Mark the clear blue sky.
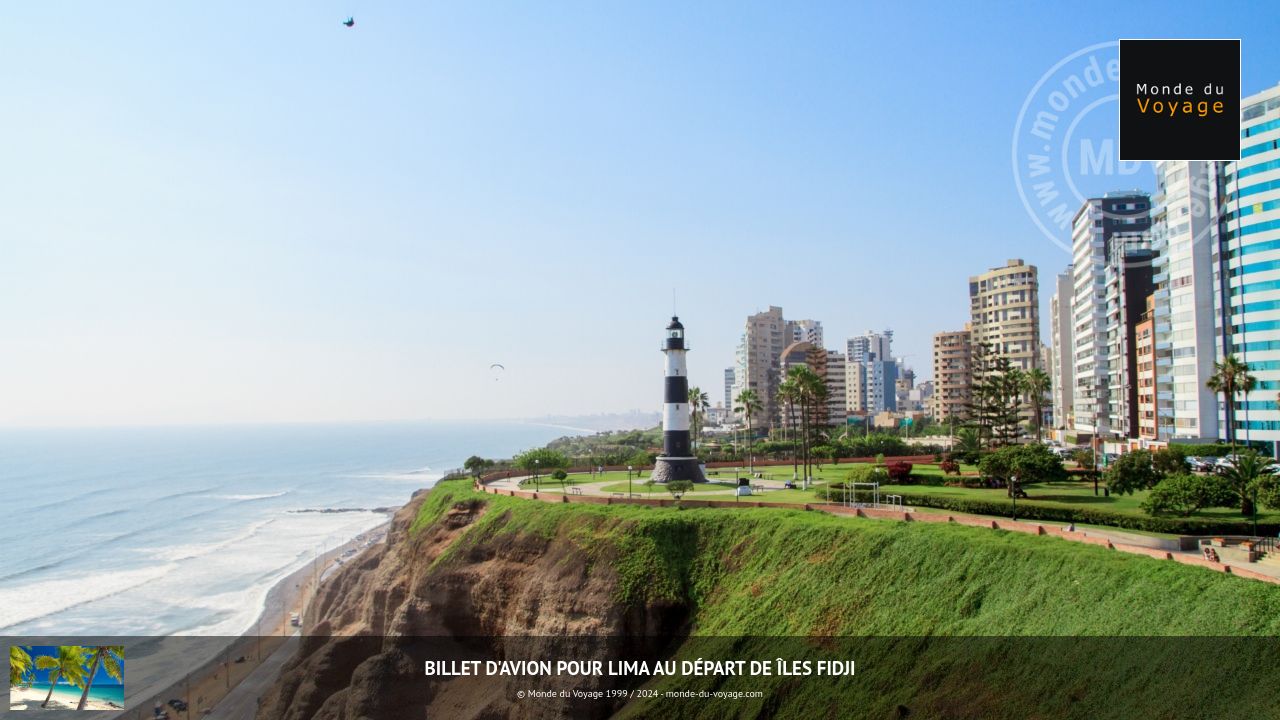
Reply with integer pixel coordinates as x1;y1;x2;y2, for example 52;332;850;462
3;2;1279;426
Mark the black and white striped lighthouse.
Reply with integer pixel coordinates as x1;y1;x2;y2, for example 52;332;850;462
651;316;705;484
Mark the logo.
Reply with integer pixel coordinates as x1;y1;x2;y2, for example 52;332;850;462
1119;39;1240;161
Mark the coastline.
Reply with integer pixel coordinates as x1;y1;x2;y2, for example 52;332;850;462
125;514;395;719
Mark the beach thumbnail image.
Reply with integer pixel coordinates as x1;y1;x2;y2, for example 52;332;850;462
8;645;124;711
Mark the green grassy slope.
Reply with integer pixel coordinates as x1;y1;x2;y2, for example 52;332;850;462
415;479;1280;718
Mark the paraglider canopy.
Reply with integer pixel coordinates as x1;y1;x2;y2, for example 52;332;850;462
489;363;505;381
342;17;355;27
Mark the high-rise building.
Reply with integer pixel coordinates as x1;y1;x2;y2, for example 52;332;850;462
1102;234;1154;439
825;351;849;425
932;328;972;422
969;259;1041;372
788;319;824;347
732;306;814;429
1049;270;1075;432
723;368;735;410
1070;192;1152;439
1220;84;1280;448
895;367;916;413
1148;160;1224;443
846;330;896;414
1136;295;1158;441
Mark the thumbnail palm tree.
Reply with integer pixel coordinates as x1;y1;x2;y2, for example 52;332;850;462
1206;354;1257;449
1217;449;1269;517
1021;368;1051;442
687;386;710;451
9;646;33;686
36;645;88;708
76;646;124;711
734;389;762;472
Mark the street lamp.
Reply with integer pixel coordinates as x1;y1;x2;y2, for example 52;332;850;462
534;459;540;491
1010;474;1018;522
627;465;634;497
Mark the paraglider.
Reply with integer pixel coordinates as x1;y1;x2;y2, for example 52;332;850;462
342;17;355;28
489;363;505;381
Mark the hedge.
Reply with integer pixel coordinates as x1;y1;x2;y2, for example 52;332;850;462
819;486;1278;535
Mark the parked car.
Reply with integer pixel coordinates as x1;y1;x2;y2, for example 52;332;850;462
290;612;301;627
167;699;188;712
1186;456;1214;472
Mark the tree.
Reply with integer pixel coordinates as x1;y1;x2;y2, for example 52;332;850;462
36;645;88;708
550;469;568;484
1104;450;1161;496
979;444;1067;496
1151;446;1188;477
785;364;826;487
1020;368;1051;442
463;455;494;479
1206;355;1257;449
966;347;1023;448
9;646;32;686
734;389;763;472
76;646;124;711
777;377;800;479
666;480;694;501
951;427;982;465
687;386;710;452
1217;449;1270;516
1141;473;1234;517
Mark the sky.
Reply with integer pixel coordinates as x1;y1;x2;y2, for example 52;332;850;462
4;2;1280;427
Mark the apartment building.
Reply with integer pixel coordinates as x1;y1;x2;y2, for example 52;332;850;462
1050;270;1075;432
969;259;1041;373
931;327;972;422
1070;192;1152;439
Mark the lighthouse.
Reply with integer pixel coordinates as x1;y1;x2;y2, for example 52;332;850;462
651;316;705;484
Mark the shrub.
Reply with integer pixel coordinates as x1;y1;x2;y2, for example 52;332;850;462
1141;473;1234;517
885;461;913;482
939;459;960;475
979;444;1066;485
551;469;568;482
845;464;887;484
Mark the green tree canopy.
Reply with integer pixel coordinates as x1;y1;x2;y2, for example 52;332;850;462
514;448;570;473
1105;450;1161;496
1141;473;1235;517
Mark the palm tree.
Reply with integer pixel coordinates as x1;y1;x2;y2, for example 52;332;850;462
786;365;826;487
76;646;124;711
734;389;762;473
1206;355;1257;449
687;386;710;452
10;646;33;686
777;377;800;479
36;645;88;709
1021;368;1051;442
1218;449;1269;517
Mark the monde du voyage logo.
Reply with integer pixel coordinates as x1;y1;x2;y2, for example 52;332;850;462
1119;39;1240;161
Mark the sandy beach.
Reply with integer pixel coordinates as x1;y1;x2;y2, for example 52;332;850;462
128;520;392;719
8;686;123;711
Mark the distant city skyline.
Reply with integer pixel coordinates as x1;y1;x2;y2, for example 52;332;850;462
4;3;1280;426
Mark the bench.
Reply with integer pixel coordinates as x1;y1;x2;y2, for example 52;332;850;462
612;492;625;498
569;487;582;495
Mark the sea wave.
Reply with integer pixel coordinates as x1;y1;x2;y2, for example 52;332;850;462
205;491;290;501
0;564;174;631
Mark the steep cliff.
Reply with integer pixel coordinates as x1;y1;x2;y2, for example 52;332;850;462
256;479;1280;720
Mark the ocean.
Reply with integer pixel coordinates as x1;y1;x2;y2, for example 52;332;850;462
0;421;579;637
18;682;125;706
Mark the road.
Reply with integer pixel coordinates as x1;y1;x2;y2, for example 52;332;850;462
203;632;300;720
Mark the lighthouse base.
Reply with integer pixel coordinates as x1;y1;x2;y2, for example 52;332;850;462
650;456;705;484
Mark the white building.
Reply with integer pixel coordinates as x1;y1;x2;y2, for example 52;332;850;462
1150;160;1222;443
1221;84;1280;449
1050;270;1075;432
1070;192;1151;439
